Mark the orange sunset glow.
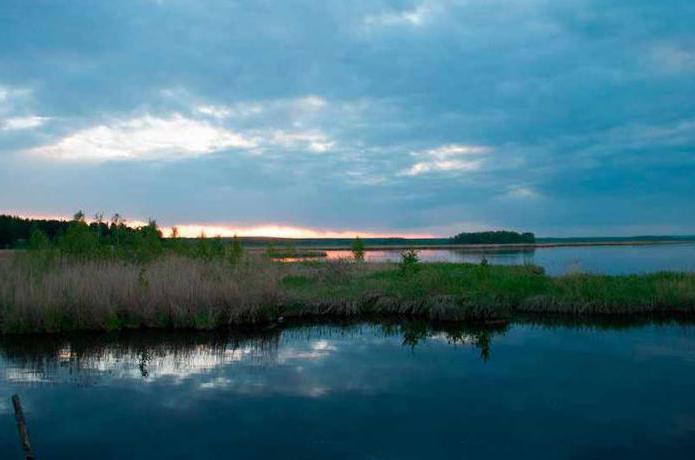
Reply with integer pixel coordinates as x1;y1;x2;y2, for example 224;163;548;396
167;224;433;239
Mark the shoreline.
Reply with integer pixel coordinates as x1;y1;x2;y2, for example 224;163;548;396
247;240;695;252
3;313;695;339
2;239;693;255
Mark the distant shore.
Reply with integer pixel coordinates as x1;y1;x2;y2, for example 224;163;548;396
2;239;694;256
249;239;695;252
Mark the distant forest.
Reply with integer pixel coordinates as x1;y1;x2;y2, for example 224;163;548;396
2;214;691;249
449;231;536;245
0;214;148;249
1;215;536;248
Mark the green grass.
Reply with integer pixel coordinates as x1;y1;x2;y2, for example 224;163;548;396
278;263;695;319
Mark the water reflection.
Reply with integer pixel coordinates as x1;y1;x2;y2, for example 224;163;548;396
0;322;507;385
2;320;695;459
3;318;691;386
0;329;278;385
325;247;536;265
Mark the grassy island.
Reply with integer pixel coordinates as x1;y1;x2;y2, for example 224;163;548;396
1;252;694;334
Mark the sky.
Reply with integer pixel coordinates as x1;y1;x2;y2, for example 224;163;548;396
1;0;694;237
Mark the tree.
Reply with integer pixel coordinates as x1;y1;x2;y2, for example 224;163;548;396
399;249;419;276
209;236;226;260
28;228;50;251
194;231;211;260
229;234;243;265
351;236;365;262
111;213;125;226
60;219;97;258
73;210;86;223
137;219;163;260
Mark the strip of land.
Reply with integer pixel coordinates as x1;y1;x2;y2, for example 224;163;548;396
1;254;693;334
247;239;695;252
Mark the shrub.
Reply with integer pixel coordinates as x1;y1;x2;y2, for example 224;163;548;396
59;220;98;258
28;228;50;251
229;235;243;265
351;236;365;262
399;249;419;276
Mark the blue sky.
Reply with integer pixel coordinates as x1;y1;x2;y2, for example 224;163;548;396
1;0;694;237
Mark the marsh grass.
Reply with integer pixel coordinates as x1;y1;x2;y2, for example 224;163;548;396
1;253;694;334
0;253;282;333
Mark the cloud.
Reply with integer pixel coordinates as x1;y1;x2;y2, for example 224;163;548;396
401;143;491;176
420;144;491;159
403;159;484;176
649;43;695;73
267;130;335;153
30;114;257;161
0;85;50;133
195;105;233;119
190;95;328;121
505;186;540;199
0;85;31;106
364;2;436;28
216;96;328;121
1;116;49;130
24;93;342;162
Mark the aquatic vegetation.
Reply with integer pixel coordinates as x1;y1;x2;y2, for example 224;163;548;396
1;253;694;334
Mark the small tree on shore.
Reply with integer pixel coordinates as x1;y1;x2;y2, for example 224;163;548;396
136;219;163;261
209;236;225;260
168;226;185;254
351;236;365;262
229;234;243;265
194;231;209;260
399;249;419;276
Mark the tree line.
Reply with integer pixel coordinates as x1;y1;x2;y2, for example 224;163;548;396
0;212;243;264
449;231;535;245
1;213;154;249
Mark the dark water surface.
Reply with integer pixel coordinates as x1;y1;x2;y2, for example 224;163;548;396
2;321;694;459
325;242;695;275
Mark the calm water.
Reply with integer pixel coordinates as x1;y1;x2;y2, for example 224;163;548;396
325;242;695;275
2;321;695;459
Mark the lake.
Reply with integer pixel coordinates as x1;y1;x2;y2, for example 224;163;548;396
325;242;695;275
2;321;694;459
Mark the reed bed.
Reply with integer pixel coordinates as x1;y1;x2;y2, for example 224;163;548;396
0;254;283;333
1;253;694;334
